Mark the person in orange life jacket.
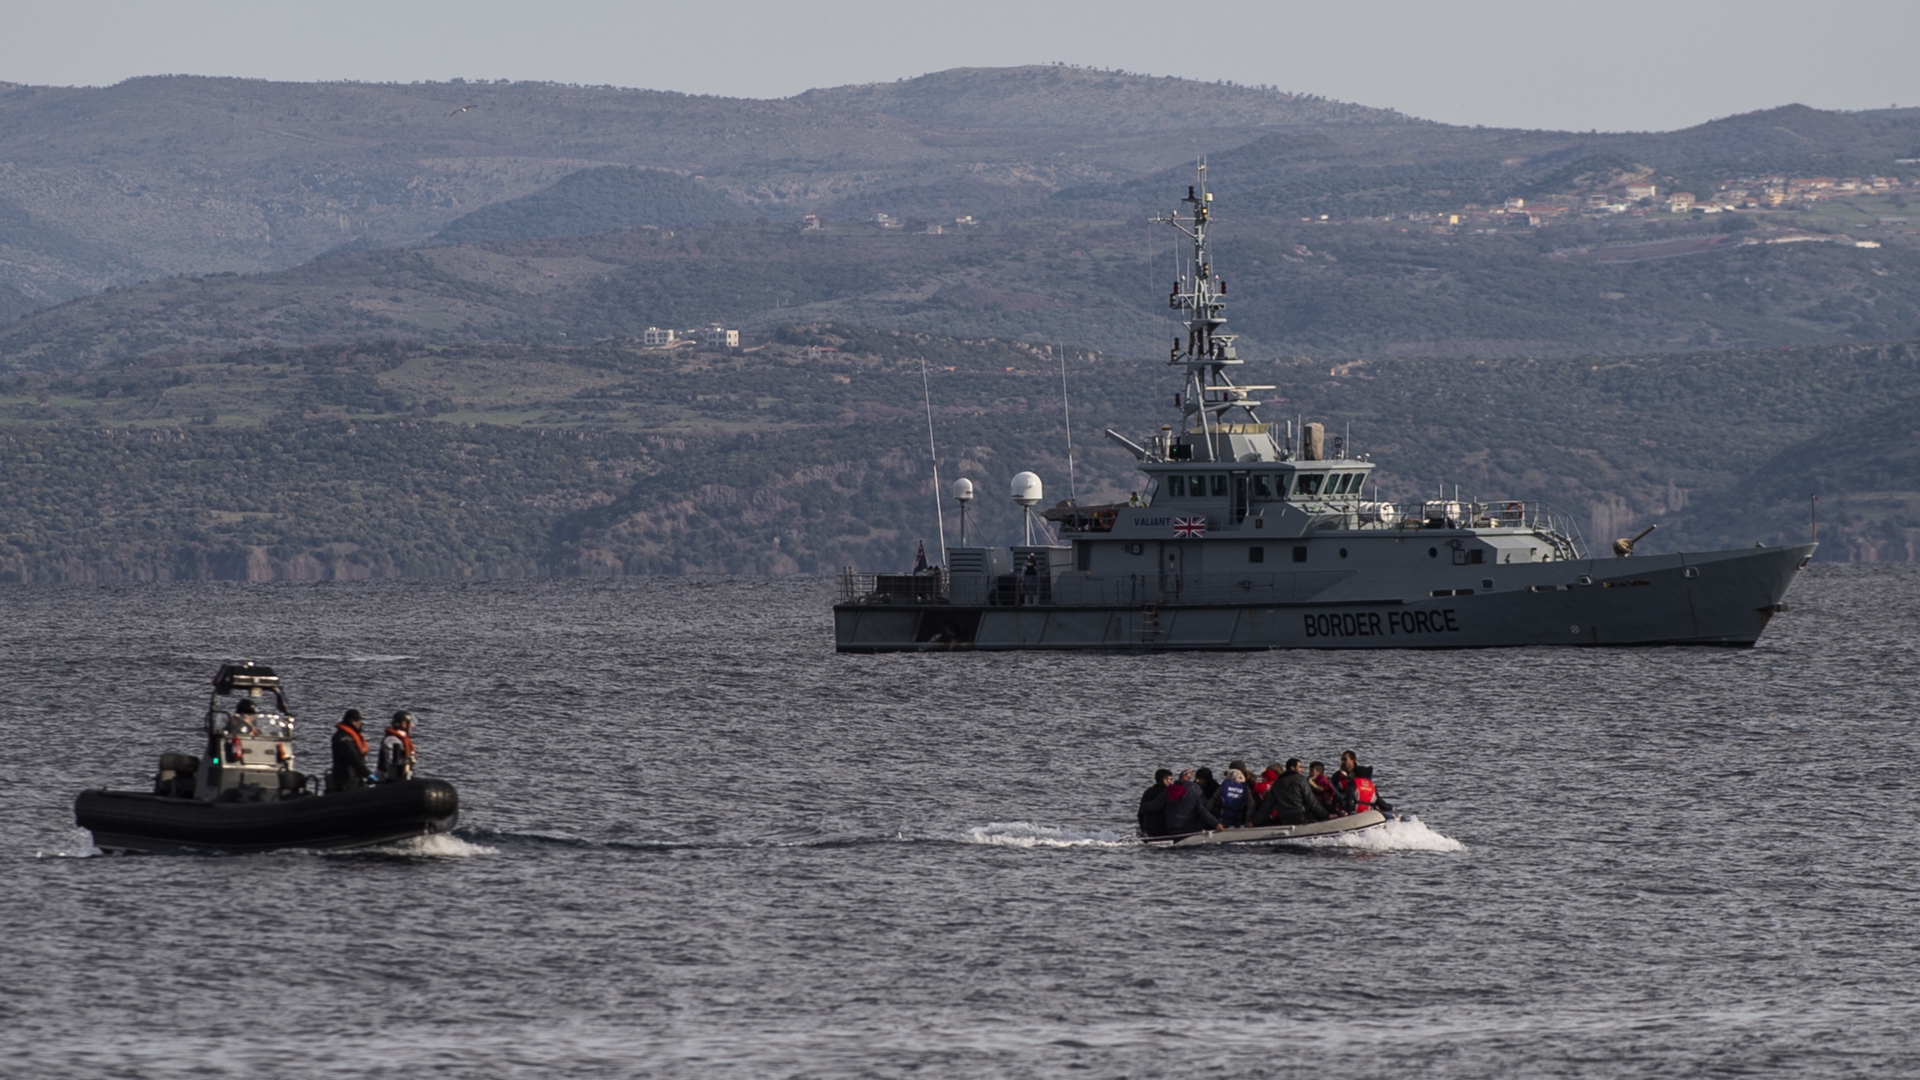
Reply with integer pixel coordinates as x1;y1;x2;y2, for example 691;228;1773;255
1138;769;1174;837
378;711;417;783
330;709;372;792
1161;769;1222;835
1209;767;1255;827
1251;759;1331;826
1306;761;1345;816
1352;764;1393;814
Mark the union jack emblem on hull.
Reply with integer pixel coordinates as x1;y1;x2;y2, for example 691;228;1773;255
1173;517;1207;538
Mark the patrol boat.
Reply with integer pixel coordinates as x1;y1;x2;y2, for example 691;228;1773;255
834;166;1815;650
74;663;459;853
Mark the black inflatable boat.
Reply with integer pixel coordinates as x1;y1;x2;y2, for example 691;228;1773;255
76;778;459;854
73;663;460;854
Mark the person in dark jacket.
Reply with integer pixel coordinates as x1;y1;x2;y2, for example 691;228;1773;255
1137;769;1173;837
1251;759;1331;827
330;709;372;792
1331;750;1360;814
1160;772;1222;836
1194;767;1220;803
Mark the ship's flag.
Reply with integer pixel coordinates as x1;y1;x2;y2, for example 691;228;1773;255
1174;517;1208;538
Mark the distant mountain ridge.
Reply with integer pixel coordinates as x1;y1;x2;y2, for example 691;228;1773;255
792;66;1414;129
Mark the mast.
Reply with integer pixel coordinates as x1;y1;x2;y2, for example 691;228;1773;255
1153;162;1273;462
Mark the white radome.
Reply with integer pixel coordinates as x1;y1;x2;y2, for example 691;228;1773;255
951;477;974;502
1010;471;1043;507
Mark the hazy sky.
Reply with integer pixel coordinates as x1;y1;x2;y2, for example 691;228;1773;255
7;0;1918;132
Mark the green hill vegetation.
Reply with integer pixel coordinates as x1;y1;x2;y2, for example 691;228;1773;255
435;167;752;241
0;329;1912;581
5;210;1918;370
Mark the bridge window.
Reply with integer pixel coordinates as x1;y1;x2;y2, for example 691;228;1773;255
1189;474;1206;496
1296;474;1323;496
1166;476;1185;497
1252;475;1272;498
1210;475;1228;498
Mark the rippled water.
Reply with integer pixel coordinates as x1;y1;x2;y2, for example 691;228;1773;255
5;566;1918;1077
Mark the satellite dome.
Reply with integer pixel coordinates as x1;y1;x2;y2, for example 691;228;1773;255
1010;471;1043;507
951;477;974;502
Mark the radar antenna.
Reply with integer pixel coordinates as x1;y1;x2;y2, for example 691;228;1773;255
1152;161;1274;462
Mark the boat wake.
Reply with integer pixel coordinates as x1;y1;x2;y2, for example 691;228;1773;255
35;827;102;858
358;832;497;858
1291;814;1465;853
960;822;1133;848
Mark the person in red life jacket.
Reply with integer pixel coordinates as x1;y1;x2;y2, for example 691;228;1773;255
1350;765;1376;812
1250;759;1332;827
1160;770;1223;836
1209;767;1255;827
1137;769;1173;837
1307;760;1344;816
1251;764;1281;804
330;709;372;792
378;711;417;783
1352;765;1392;814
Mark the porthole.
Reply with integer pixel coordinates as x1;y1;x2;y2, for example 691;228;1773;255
1428;547;1438;558
1339;547;1349;559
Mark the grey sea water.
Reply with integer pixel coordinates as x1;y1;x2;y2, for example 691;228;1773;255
3;566;1917;1078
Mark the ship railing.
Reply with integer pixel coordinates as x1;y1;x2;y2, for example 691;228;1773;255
1348;499;1587;559
947;571;1361;608
840;568;948;604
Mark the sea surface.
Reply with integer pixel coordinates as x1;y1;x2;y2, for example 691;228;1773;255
4;565;1917;1078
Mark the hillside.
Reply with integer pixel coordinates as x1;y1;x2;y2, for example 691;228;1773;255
5;209;1917;369
0;329;1913;582
2;70;1917;318
0;66;1378;308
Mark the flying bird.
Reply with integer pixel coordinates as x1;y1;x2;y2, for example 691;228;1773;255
448;105;473;117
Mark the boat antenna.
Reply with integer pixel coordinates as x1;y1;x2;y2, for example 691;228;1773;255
1058;344;1077;503
920;358;948;568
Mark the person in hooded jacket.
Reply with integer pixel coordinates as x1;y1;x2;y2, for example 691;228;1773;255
1209;767;1255;827
1137;769;1173;837
1307;761;1343;816
1194;767;1220;803
1250;759;1331;827
1251;764;1281;804
330;709;372;792
1160;771;1222;836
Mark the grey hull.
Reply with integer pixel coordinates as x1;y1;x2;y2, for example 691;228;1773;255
836;544;1813;651
1149;810;1391;847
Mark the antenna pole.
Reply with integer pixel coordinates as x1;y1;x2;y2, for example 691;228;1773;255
1810;493;1818;543
921;359;948;568
1058;345;1077;502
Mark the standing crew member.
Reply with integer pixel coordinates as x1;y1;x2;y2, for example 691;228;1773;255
378;711;417;783
331;709;371;792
